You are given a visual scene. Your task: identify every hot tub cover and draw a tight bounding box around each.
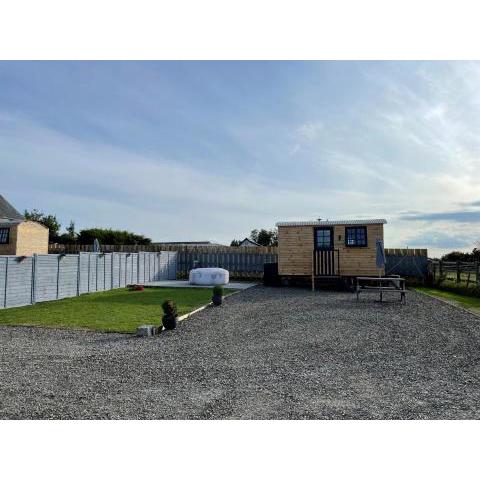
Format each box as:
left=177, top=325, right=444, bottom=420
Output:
left=189, top=268, right=229, bottom=286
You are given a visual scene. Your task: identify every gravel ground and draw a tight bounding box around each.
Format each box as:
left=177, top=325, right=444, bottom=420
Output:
left=1, top=286, right=480, bottom=419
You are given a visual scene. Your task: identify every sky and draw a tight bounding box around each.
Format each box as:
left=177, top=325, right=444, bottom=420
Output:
left=1, top=60, right=479, bottom=256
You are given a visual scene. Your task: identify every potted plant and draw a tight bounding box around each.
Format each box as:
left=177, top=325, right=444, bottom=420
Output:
left=161, top=299, right=178, bottom=330
left=212, top=285, right=224, bottom=306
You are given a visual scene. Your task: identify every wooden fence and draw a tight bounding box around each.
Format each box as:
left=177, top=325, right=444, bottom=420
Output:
left=49, top=244, right=278, bottom=254
left=384, top=248, right=428, bottom=256
left=49, top=244, right=278, bottom=279
left=430, top=260, right=480, bottom=287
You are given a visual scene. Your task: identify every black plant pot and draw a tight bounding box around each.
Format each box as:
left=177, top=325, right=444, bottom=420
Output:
left=162, top=314, right=177, bottom=330
left=212, top=294, right=223, bottom=306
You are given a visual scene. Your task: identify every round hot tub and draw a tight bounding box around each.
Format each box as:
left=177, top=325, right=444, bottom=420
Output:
left=189, top=268, right=229, bottom=286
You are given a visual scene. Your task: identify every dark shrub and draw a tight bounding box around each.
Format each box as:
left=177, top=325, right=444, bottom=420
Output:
left=212, top=286, right=224, bottom=306
left=213, top=285, right=224, bottom=296
left=162, top=299, right=178, bottom=330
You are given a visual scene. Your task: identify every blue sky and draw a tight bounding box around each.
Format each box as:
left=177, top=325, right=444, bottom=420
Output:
left=1, top=61, right=479, bottom=255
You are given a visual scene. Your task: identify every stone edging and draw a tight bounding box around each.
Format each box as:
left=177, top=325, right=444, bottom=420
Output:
left=177, top=289, right=243, bottom=322
left=414, top=288, right=480, bottom=318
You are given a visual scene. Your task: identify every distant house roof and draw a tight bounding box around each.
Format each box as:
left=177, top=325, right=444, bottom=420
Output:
left=276, top=219, right=387, bottom=227
left=152, top=241, right=223, bottom=246
left=238, top=237, right=261, bottom=247
left=0, top=195, right=24, bottom=221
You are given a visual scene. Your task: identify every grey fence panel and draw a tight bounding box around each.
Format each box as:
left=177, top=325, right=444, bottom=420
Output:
left=79, top=253, right=90, bottom=294
left=113, top=253, right=121, bottom=288
left=89, top=254, right=99, bottom=292
left=5, top=257, right=33, bottom=308
left=104, top=253, right=113, bottom=289
left=96, top=254, right=107, bottom=292
left=0, top=251, right=177, bottom=309
left=137, top=253, right=144, bottom=283
left=58, top=255, right=80, bottom=299
left=122, top=253, right=132, bottom=287
left=385, top=254, right=429, bottom=278
left=167, top=251, right=177, bottom=280
left=35, top=255, right=61, bottom=302
left=131, top=253, right=138, bottom=284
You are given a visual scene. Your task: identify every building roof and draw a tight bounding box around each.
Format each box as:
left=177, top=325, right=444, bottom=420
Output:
left=0, top=195, right=24, bottom=221
left=152, top=241, right=223, bottom=246
left=239, top=237, right=261, bottom=246
left=276, top=219, right=387, bottom=227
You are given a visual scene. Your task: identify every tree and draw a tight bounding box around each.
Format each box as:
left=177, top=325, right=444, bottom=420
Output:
left=56, top=220, right=78, bottom=244
left=441, top=248, right=480, bottom=262
left=66, top=220, right=76, bottom=242
left=229, top=227, right=278, bottom=247
left=24, top=209, right=61, bottom=242
left=250, top=228, right=278, bottom=246
left=77, top=228, right=151, bottom=245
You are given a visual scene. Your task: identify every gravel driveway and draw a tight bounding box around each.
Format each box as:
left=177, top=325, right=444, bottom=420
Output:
left=1, top=286, right=480, bottom=419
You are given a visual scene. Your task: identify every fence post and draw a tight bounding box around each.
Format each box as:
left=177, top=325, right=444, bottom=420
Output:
left=456, top=261, right=461, bottom=284
left=4, top=257, right=8, bottom=308
left=87, top=254, right=91, bottom=292
left=31, top=254, right=37, bottom=304
left=477, top=261, right=480, bottom=287
left=77, top=253, right=81, bottom=296
left=439, top=260, right=443, bottom=280
left=119, top=253, right=122, bottom=288
left=111, top=253, right=114, bottom=290
left=56, top=255, right=60, bottom=299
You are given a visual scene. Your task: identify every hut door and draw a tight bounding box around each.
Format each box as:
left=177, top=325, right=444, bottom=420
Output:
left=313, top=227, right=337, bottom=276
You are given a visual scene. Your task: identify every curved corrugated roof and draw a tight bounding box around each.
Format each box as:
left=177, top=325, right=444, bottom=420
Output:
left=276, top=219, right=387, bottom=227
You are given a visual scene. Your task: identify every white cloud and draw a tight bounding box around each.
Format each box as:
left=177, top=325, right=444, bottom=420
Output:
left=295, top=121, right=324, bottom=141
left=3, top=61, right=480, bottom=255
left=0, top=112, right=379, bottom=243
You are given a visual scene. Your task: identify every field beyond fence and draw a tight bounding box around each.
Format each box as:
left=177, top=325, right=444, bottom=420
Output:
left=430, top=260, right=480, bottom=288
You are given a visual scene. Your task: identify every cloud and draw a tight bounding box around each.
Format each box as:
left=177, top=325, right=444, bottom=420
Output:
left=3, top=61, right=480, bottom=254
left=399, top=210, right=480, bottom=223
left=403, top=231, right=477, bottom=249
left=295, top=121, right=324, bottom=141
left=0, top=111, right=384, bottom=242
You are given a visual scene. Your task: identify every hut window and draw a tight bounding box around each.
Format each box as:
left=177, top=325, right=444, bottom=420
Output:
left=0, top=227, right=10, bottom=244
left=314, top=228, right=333, bottom=249
left=345, top=226, right=367, bottom=247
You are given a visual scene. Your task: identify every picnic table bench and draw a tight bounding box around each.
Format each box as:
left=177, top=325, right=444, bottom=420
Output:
left=355, top=276, right=406, bottom=303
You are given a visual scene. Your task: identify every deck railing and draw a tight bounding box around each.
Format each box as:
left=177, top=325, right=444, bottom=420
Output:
left=313, top=249, right=339, bottom=276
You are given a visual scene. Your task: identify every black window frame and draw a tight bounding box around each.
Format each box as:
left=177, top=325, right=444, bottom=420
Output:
left=345, top=226, right=367, bottom=247
left=0, top=227, right=10, bottom=245
left=314, top=227, right=334, bottom=250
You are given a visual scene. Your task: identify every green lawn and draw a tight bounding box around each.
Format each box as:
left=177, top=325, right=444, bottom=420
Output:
left=415, top=286, right=480, bottom=315
left=0, top=287, right=220, bottom=333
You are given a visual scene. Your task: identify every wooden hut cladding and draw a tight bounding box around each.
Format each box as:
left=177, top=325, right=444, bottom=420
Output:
left=276, top=219, right=387, bottom=282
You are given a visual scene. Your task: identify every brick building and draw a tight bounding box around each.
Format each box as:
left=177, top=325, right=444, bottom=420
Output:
left=0, top=195, right=49, bottom=256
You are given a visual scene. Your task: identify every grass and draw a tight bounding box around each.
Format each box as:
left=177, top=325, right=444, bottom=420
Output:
left=0, top=287, right=229, bottom=333
left=415, top=286, right=480, bottom=314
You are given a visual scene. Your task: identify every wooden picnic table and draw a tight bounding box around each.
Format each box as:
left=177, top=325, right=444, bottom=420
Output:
left=355, top=276, right=406, bottom=303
